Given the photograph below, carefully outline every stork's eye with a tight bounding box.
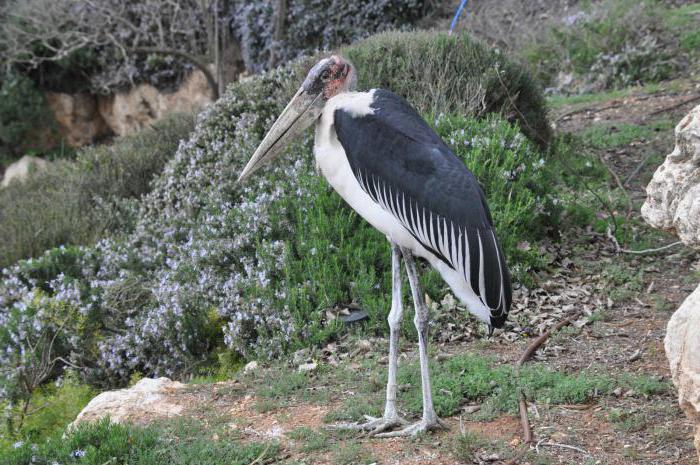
[321,70,330,81]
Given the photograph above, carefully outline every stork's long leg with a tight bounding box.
[330,242,408,434]
[375,247,448,438]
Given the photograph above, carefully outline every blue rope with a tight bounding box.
[449,0,469,35]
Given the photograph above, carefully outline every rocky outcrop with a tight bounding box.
[70,377,185,428]
[98,69,213,137]
[46,92,112,147]
[641,104,700,248]
[665,286,700,461]
[45,69,213,147]
[643,104,700,463]
[1,155,49,188]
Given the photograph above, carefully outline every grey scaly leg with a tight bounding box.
[330,242,407,434]
[376,247,447,438]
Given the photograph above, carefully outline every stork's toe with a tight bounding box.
[373,417,448,438]
[328,414,408,434]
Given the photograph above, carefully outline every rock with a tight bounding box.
[45,92,112,147]
[665,284,700,463]
[641,104,700,248]
[243,361,259,374]
[292,348,310,365]
[644,105,700,462]
[298,362,318,373]
[1,155,49,188]
[356,339,372,352]
[70,377,185,428]
[98,69,213,137]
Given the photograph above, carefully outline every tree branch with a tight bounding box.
[131,46,218,99]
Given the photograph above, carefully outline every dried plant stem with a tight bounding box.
[502,315,578,465]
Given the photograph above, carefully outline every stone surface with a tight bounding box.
[98,69,213,137]
[1,155,49,188]
[641,104,700,248]
[244,360,259,374]
[70,377,185,428]
[665,284,700,463]
[644,105,700,462]
[46,92,111,147]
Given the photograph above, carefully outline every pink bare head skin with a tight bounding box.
[302,55,357,100]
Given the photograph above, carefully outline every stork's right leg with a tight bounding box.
[331,242,407,434]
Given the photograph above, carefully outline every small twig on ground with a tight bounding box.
[502,315,578,464]
[623,150,655,187]
[619,241,683,255]
[607,226,622,253]
[597,154,633,221]
[538,441,592,456]
[554,101,625,124]
[607,227,683,255]
[516,317,574,369]
[517,390,531,444]
[646,94,700,118]
[247,443,271,465]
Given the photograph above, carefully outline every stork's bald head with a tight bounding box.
[237,55,356,183]
[302,55,357,100]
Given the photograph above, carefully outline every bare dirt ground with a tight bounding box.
[155,84,700,464]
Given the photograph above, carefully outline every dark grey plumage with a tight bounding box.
[334,90,511,326]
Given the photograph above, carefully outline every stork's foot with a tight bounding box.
[330,414,409,436]
[374,417,448,438]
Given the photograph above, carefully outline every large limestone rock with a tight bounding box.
[70,377,185,428]
[644,104,700,462]
[45,92,112,147]
[641,104,700,248]
[665,285,700,462]
[43,70,212,147]
[1,155,49,188]
[98,69,213,137]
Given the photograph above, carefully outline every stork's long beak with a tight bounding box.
[237,87,323,183]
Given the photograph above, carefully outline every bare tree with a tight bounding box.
[0,0,241,98]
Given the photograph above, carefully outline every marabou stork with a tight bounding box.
[237,56,511,437]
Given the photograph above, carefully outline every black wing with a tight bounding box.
[334,89,511,326]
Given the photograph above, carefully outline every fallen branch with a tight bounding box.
[516,317,574,368]
[554,101,625,124]
[502,315,577,465]
[537,440,591,456]
[646,94,700,118]
[619,241,683,255]
[607,227,684,255]
[517,390,531,444]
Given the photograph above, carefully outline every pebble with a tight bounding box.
[298,362,318,373]
[244,361,259,374]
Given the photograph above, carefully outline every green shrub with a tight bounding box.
[524,0,692,90]
[339,30,551,148]
[0,73,56,164]
[1,375,95,445]
[0,417,277,465]
[0,112,194,268]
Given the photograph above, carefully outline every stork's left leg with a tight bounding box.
[375,248,448,438]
